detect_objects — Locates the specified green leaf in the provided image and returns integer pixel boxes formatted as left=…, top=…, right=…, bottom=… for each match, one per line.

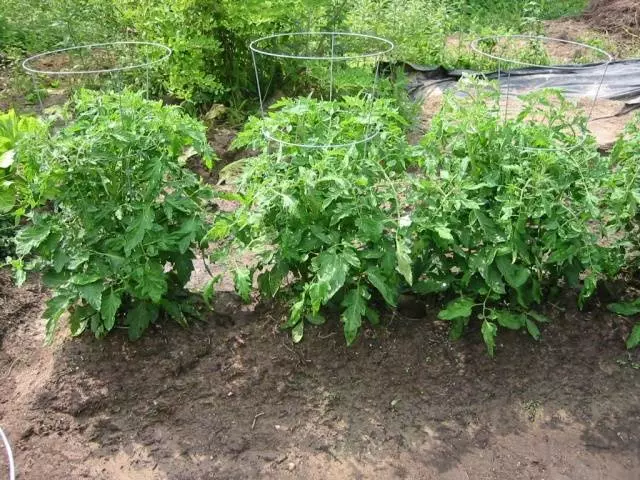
left=234, top=267, right=252, bottom=303
left=525, top=318, right=541, bottom=340
left=438, top=297, right=474, bottom=321
left=0, top=149, right=15, bottom=168
left=608, top=300, right=640, bottom=317
left=413, top=279, right=450, bottom=294
left=578, top=274, right=597, bottom=309
left=0, top=185, right=15, bottom=213
left=203, top=275, right=221, bottom=308
left=42, top=270, right=70, bottom=289
left=206, top=219, right=230, bottom=241
left=139, top=263, right=167, bottom=303
left=496, top=255, right=530, bottom=289
left=291, top=320, right=304, bottom=343
left=69, top=306, right=91, bottom=337
left=341, top=285, right=369, bottom=345
left=101, top=290, right=121, bottom=332
left=71, top=273, right=103, bottom=285
left=126, top=302, right=158, bottom=341
left=306, top=313, right=326, bottom=325
left=395, top=241, right=413, bottom=286
left=284, top=298, right=305, bottom=328
left=309, top=281, right=329, bottom=313
left=365, top=307, right=380, bottom=326
left=78, top=281, right=103, bottom=311
left=258, top=262, right=288, bottom=298
left=315, top=251, right=348, bottom=300
left=366, top=269, right=397, bottom=307
left=15, top=223, right=51, bottom=256
left=172, top=253, right=195, bottom=287
left=527, top=311, right=551, bottom=324
left=627, top=324, right=640, bottom=350
left=124, top=207, right=154, bottom=256
left=43, top=294, right=73, bottom=343
left=356, top=217, right=383, bottom=240
left=434, top=225, right=453, bottom=241
left=493, top=310, right=526, bottom=330
left=482, top=320, right=498, bottom=357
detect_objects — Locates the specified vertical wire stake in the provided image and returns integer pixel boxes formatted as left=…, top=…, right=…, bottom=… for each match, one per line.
left=30, top=74, right=45, bottom=113
left=0, top=427, right=16, bottom=480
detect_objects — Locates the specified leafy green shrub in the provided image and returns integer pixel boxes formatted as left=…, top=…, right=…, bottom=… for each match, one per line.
left=220, top=96, right=415, bottom=344
left=0, top=0, right=120, bottom=56
left=0, top=109, right=48, bottom=258
left=408, top=79, right=620, bottom=354
left=117, top=0, right=342, bottom=107
left=603, top=115, right=640, bottom=350
left=14, top=90, right=216, bottom=342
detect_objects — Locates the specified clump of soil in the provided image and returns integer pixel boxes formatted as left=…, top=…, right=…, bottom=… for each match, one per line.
left=587, top=0, right=640, bottom=36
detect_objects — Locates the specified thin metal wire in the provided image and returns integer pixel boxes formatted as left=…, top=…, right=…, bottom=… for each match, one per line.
left=469, top=35, right=613, bottom=70
left=249, top=32, right=394, bottom=61
left=0, top=427, right=15, bottom=480
left=470, top=35, right=613, bottom=153
left=250, top=31, right=393, bottom=149
left=22, top=41, right=172, bottom=76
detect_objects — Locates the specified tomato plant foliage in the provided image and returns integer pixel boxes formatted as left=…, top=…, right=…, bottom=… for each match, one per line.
left=225, top=96, right=414, bottom=344
left=14, top=90, right=216, bottom=342
left=409, top=79, right=622, bottom=348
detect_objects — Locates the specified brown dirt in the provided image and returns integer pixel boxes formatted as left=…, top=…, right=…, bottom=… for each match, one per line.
left=2, top=268, right=640, bottom=480
left=586, top=0, right=640, bottom=37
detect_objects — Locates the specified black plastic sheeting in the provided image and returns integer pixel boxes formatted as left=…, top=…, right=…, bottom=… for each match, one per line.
left=407, top=60, right=640, bottom=112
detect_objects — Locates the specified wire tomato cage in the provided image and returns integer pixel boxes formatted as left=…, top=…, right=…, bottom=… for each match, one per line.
left=0, top=427, right=15, bottom=480
left=22, top=41, right=172, bottom=112
left=249, top=32, right=394, bottom=150
left=468, top=35, right=613, bottom=152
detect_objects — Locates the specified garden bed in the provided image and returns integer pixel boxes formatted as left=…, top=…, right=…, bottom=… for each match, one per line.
left=1, top=272, right=639, bottom=479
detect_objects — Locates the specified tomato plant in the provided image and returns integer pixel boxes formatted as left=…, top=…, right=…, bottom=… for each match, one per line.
left=217, top=96, right=415, bottom=344
left=408, top=78, right=622, bottom=354
left=14, top=90, right=216, bottom=341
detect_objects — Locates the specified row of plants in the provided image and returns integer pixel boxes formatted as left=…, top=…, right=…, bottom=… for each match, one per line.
left=1, top=1, right=590, bottom=108
left=221, top=79, right=640, bottom=354
left=3, top=78, right=639, bottom=354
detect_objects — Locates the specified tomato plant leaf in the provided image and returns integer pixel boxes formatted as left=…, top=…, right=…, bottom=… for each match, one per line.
left=395, top=240, right=413, bottom=286
left=78, top=281, right=103, bottom=311
left=438, top=297, right=474, bottom=321
left=496, top=255, right=530, bottom=289
left=291, top=320, right=304, bottom=343
left=366, top=269, right=397, bottom=307
left=15, top=223, right=51, bottom=256
left=43, top=294, right=73, bottom=344
left=341, top=285, right=368, bottom=345
left=627, top=324, right=640, bottom=350
left=123, top=207, right=154, bottom=257
left=482, top=320, right=498, bottom=357
left=493, top=310, right=526, bottom=330
left=101, top=290, right=121, bottom=332
left=525, top=318, right=541, bottom=340
left=126, top=302, right=158, bottom=341
left=139, top=263, right=168, bottom=304
left=608, top=300, right=640, bottom=317
left=234, top=267, right=252, bottom=303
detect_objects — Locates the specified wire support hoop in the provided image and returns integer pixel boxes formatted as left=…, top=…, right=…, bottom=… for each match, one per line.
left=250, top=32, right=394, bottom=61
left=469, top=35, right=613, bottom=70
left=22, top=41, right=172, bottom=76
left=262, top=128, right=381, bottom=149
left=468, top=34, right=612, bottom=153
left=0, top=427, right=15, bottom=480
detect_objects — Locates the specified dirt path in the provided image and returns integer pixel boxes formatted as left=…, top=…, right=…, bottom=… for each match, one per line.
left=1, top=271, right=639, bottom=480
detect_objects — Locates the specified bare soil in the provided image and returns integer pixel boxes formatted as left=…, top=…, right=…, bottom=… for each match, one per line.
left=2, top=267, right=640, bottom=480
left=586, top=0, right=640, bottom=37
